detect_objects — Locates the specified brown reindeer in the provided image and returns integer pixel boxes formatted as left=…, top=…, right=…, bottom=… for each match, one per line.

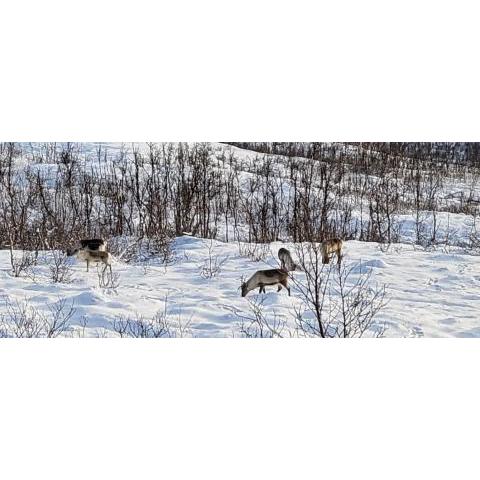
left=241, top=269, right=291, bottom=297
left=321, top=238, right=343, bottom=264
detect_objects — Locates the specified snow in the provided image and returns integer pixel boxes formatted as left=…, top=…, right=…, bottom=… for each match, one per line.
left=2, top=142, right=480, bottom=337
left=1, top=237, right=479, bottom=337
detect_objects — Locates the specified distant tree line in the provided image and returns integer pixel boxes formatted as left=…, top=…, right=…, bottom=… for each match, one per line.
left=226, top=142, right=480, bottom=167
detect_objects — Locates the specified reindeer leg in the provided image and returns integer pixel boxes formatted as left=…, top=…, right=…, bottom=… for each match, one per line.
left=86, top=260, right=89, bottom=272
left=277, top=284, right=282, bottom=292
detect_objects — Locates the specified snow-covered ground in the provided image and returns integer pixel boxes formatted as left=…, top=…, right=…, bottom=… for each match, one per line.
left=1, top=236, right=479, bottom=337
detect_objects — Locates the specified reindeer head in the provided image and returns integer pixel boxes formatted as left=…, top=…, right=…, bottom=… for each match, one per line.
left=240, top=275, right=249, bottom=297
left=66, top=248, right=79, bottom=257
left=238, top=275, right=248, bottom=297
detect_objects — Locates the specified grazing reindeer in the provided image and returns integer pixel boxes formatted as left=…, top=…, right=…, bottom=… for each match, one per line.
left=241, top=269, right=291, bottom=297
left=67, top=248, right=113, bottom=273
left=321, top=238, right=343, bottom=265
left=278, top=247, right=299, bottom=271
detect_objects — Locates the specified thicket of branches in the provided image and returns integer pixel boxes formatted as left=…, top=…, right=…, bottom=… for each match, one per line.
left=1, top=142, right=479, bottom=253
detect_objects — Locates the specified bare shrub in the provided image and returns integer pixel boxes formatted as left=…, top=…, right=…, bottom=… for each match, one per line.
left=107, top=237, right=139, bottom=263
left=9, top=249, right=37, bottom=278
left=44, top=298, right=77, bottom=337
left=199, top=240, right=228, bottom=279
left=292, top=243, right=332, bottom=337
left=328, top=264, right=387, bottom=337
left=0, top=299, right=44, bottom=338
left=237, top=242, right=270, bottom=262
left=150, top=236, right=175, bottom=265
left=0, top=297, right=76, bottom=338
left=48, top=250, right=74, bottom=283
left=113, top=309, right=191, bottom=338
left=231, top=297, right=287, bottom=338
left=97, top=266, right=120, bottom=289
left=112, top=295, right=192, bottom=338
left=113, top=312, right=172, bottom=338
left=109, top=236, right=174, bottom=265
left=292, top=243, right=387, bottom=338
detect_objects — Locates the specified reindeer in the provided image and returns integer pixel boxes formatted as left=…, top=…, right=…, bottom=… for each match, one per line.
left=241, top=269, right=291, bottom=297
left=67, top=248, right=113, bottom=273
left=66, top=238, right=111, bottom=273
left=278, top=247, right=299, bottom=271
left=321, top=238, right=343, bottom=265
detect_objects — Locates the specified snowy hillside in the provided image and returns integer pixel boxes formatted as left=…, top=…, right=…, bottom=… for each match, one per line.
left=0, top=142, right=479, bottom=337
